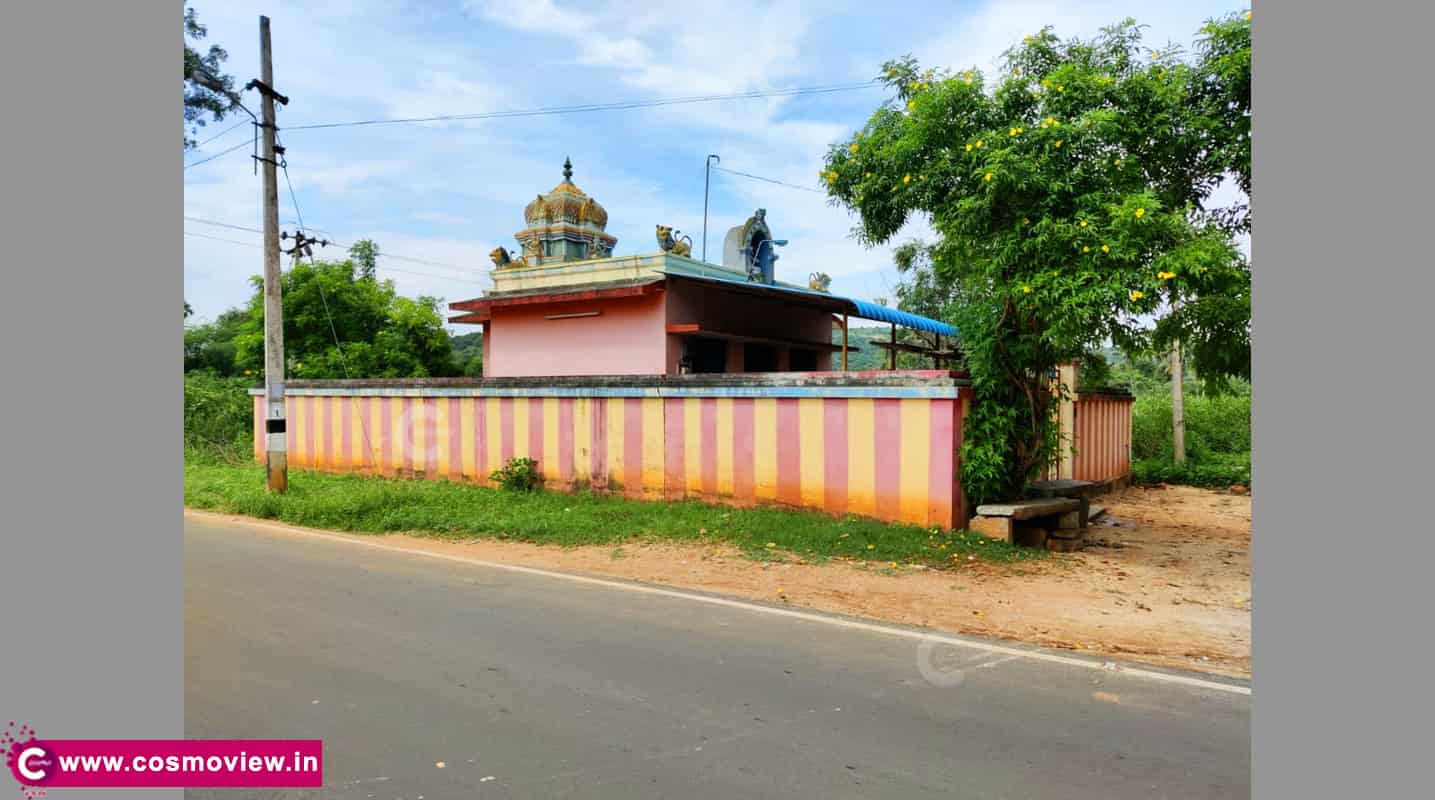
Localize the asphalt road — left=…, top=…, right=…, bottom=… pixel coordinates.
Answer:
left=185, top=515, right=1250, bottom=799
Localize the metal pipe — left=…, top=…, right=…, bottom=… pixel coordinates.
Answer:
left=702, top=154, right=720, bottom=262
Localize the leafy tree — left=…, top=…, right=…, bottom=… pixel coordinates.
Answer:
left=185, top=307, right=250, bottom=377
left=449, top=331, right=485, bottom=377
left=1191, top=10, right=1252, bottom=232
left=349, top=239, right=380, bottom=281
left=821, top=15, right=1251, bottom=504
left=184, top=7, right=239, bottom=150
left=184, top=300, right=194, bottom=319
left=233, top=255, right=458, bottom=379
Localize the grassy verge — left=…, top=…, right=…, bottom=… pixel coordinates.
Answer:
left=184, top=453, right=1038, bottom=568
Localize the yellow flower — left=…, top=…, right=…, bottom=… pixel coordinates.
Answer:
left=976, top=139, right=984, bottom=148
left=1134, top=208, right=1145, bottom=218
left=903, top=174, right=912, bottom=184
left=965, top=143, right=973, bottom=152
left=1042, top=78, right=1051, bottom=88
left=890, top=561, right=899, bottom=569
left=1246, top=11, right=1251, bottom=21
left=850, top=143, right=859, bottom=154
left=919, top=174, right=925, bottom=181
left=1057, top=85, right=1065, bottom=92
left=1082, top=246, right=1090, bottom=253
left=1101, top=244, right=1111, bottom=253
left=1130, top=290, right=1144, bottom=300
left=1158, top=271, right=1176, bottom=280
left=921, top=82, right=930, bottom=89
left=1009, top=127, right=1019, bottom=136
left=1079, top=220, right=1088, bottom=228
left=964, top=70, right=973, bottom=79
left=867, top=544, right=876, bottom=550
left=984, top=172, right=994, bottom=182
left=1022, top=285, right=1032, bottom=293
left=907, top=100, right=916, bottom=111
left=777, top=587, right=785, bottom=594
left=864, top=171, right=871, bottom=177
left=1054, top=140, right=1063, bottom=148
left=1024, top=35, right=1032, bottom=43
left=908, top=81, right=918, bottom=90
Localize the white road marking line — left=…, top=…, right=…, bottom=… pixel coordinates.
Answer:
left=187, top=512, right=1251, bottom=697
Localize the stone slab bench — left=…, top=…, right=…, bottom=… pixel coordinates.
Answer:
left=1024, top=479, right=1103, bottom=499
left=975, top=498, right=1081, bottom=519
left=969, top=497, right=1086, bottom=550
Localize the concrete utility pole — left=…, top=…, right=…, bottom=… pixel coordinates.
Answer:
left=1171, top=340, right=1186, bottom=465
left=258, top=16, right=287, bottom=492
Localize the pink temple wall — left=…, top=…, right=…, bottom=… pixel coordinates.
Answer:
left=484, top=293, right=668, bottom=377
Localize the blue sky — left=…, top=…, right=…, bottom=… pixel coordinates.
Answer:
left=183, top=0, right=1245, bottom=329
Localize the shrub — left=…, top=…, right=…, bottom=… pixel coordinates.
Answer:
left=490, top=457, right=542, bottom=492
left=1131, top=389, right=1250, bottom=487
left=184, top=371, right=255, bottom=462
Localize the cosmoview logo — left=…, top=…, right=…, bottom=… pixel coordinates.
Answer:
left=4, top=723, right=51, bottom=799
left=14, top=745, right=52, bottom=783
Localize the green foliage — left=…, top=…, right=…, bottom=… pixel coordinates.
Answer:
left=1131, top=390, right=1250, bottom=487
left=821, top=15, right=1251, bottom=504
left=184, top=371, right=254, bottom=461
left=349, top=239, right=380, bottom=281
left=1191, top=10, right=1253, bottom=232
left=184, top=462, right=1040, bottom=566
left=183, top=7, right=239, bottom=150
left=450, top=331, right=485, bottom=377
left=232, top=256, right=459, bottom=379
left=184, top=307, right=251, bottom=377
left=490, top=457, right=543, bottom=492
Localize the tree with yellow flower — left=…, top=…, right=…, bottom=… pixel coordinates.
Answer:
left=820, top=14, right=1250, bottom=504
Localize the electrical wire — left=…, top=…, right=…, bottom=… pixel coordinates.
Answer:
left=713, top=165, right=824, bottom=194
left=283, top=81, right=881, bottom=131
left=183, top=215, right=477, bottom=277
left=184, top=228, right=486, bottom=287
left=183, top=138, right=252, bottom=170
left=190, top=119, right=252, bottom=150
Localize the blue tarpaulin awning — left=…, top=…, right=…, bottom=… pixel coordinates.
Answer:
left=846, top=298, right=957, bottom=337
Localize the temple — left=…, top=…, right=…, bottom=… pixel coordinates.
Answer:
left=448, top=158, right=959, bottom=378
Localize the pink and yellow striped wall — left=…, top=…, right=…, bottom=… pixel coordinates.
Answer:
left=254, top=389, right=971, bottom=529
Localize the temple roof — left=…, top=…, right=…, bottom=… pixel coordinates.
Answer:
left=522, top=157, right=611, bottom=229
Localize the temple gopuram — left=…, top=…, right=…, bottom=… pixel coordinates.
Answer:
left=450, top=159, right=959, bottom=378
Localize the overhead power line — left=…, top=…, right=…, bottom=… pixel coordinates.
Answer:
left=183, top=225, right=485, bottom=287
left=713, top=165, right=824, bottom=194
left=183, top=215, right=477, bottom=277
left=184, top=138, right=253, bottom=170
left=283, top=80, right=882, bottom=131
left=191, top=119, right=253, bottom=150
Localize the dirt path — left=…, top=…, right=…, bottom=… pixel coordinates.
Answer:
left=186, top=485, right=1251, bottom=679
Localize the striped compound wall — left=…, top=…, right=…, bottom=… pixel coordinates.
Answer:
left=255, top=381, right=970, bottom=529
left=251, top=377, right=1132, bottom=530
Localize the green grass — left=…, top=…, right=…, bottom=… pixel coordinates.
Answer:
left=184, top=452, right=1039, bottom=568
